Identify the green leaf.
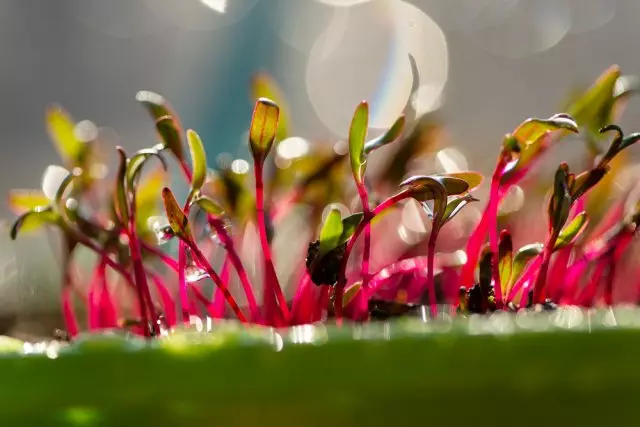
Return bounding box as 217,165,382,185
498,230,513,295
339,212,364,246
135,168,166,235
439,172,484,192
319,208,343,257
8,190,50,214
192,195,226,217
554,211,589,250
248,98,280,164
512,113,579,146
126,148,168,191
509,243,543,288
342,282,362,308
10,207,59,240
364,115,405,155
349,101,369,184
136,91,185,162
570,167,608,201
400,175,467,201
115,148,129,224
548,163,572,233
161,187,191,239
187,129,207,194
251,73,289,141
442,194,478,226
567,65,620,136
46,105,85,167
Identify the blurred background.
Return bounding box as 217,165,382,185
1,0,640,336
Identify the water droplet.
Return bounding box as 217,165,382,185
207,221,231,246
148,216,174,245
185,265,209,284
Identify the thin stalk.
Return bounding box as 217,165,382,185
426,228,438,317
356,183,372,318
186,240,247,323
254,160,289,324
487,174,503,306
208,217,261,322
334,190,411,320
532,229,561,304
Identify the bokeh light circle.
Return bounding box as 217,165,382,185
306,0,448,136
143,0,258,32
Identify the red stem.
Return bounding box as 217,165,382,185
426,229,438,317
356,183,372,319
487,174,503,306
334,190,411,320
254,160,290,324
186,240,247,323
532,229,560,305
208,217,261,322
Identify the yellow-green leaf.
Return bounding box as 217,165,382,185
115,148,129,224
568,65,620,136
498,230,513,295
161,187,191,239
8,190,50,215
136,91,185,162
192,195,225,217
554,211,589,250
509,243,543,288
46,105,85,167
513,113,578,147
10,207,59,240
349,101,369,184
343,282,362,308
251,73,289,141
364,115,405,154
248,98,280,163
187,130,207,194
319,208,343,257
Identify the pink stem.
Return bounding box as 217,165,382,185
426,229,438,317
487,175,503,306
356,183,372,320
333,190,411,321
212,257,231,318
62,286,79,338
147,271,177,328
187,240,247,323
208,217,261,322
254,161,290,325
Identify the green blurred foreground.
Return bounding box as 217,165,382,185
0,311,637,427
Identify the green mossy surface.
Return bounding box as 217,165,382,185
0,312,637,427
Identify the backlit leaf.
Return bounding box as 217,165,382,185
442,194,478,226
192,195,225,217
342,282,362,308
10,207,59,240
249,98,280,163
46,106,85,167
513,113,578,146
339,212,364,246
126,148,168,190
400,175,468,201
252,73,289,141
349,101,369,184
364,115,405,154
440,172,484,192
510,243,543,287
554,211,589,250
498,230,513,294
161,187,191,239
319,208,343,257
8,190,50,215
187,129,207,193
136,91,185,162
567,65,620,136
115,148,129,224
548,163,572,233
